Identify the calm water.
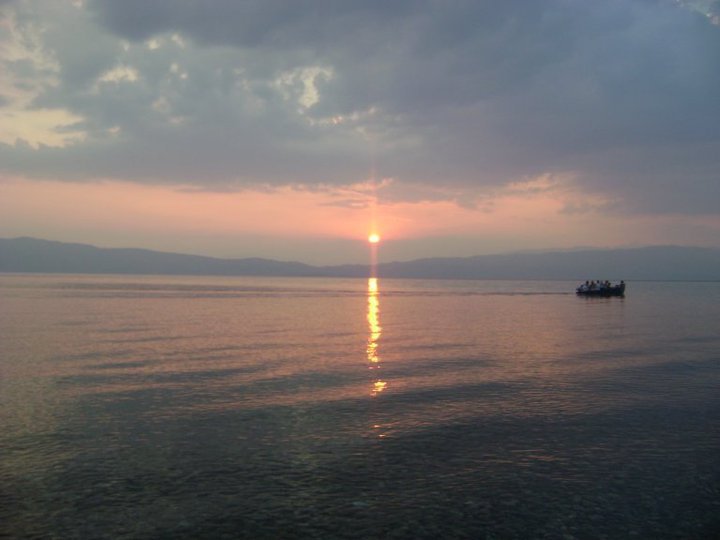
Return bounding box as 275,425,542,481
1,274,719,539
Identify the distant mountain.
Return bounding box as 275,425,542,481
372,247,720,281
1,237,719,281
0,237,318,277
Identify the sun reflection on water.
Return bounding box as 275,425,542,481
367,277,386,396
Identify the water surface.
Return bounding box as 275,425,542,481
1,275,719,538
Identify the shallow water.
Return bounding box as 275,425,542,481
1,274,719,538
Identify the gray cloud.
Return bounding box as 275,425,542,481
1,0,719,216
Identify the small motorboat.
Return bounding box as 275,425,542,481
576,281,625,297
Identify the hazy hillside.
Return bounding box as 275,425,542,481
373,247,720,281
1,237,720,281
0,237,318,277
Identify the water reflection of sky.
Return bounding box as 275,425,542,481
3,276,720,538
367,277,386,396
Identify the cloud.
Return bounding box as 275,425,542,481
0,0,719,216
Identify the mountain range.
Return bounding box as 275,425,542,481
1,237,719,281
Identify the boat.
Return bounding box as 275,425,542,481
576,281,625,297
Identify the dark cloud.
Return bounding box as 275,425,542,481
1,0,720,216
89,0,419,48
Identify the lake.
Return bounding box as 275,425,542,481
1,274,719,539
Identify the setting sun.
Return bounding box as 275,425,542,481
368,233,381,244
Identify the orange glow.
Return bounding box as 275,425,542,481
3,177,719,262
368,277,379,294
368,233,380,244
367,277,386,396
366,278,381,364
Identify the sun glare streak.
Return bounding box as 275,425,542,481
367,151,381,275
369,235,379,278
367,277,386,396
367,278,381,364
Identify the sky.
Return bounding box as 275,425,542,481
1,0,719,264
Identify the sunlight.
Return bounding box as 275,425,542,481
367,277,386,396
366,278,381,364
368,233,380,244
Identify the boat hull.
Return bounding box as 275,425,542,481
576,284,625,297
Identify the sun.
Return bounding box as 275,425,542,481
368,233,381,244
